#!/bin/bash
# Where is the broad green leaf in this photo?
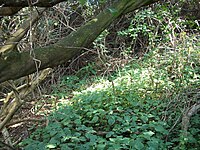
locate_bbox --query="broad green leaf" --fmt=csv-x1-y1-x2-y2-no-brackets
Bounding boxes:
46,144,56,149
113,144,121,149
85,133,93,140
74,132,81,137
91,116,99,123
108,116,115,125
74,119,81,125
49,130,57,136
60,144,72,150
79,136,87,142
147,140,159,150
106,131,114,138
143,131,155,137
79,0,87,5
154,125,165,133
63,127,71,135
108,8,118,16
141,115,148,123
71,136,80,142
97,144,106,149
124,115,131,122
134,139,144,150
143,131,155,140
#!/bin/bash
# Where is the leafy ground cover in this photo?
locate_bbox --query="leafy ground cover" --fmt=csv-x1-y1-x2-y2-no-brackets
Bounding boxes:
20,43,199,149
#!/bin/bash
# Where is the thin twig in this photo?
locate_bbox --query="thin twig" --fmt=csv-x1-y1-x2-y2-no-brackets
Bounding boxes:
7,118,46,127
0,140,15,150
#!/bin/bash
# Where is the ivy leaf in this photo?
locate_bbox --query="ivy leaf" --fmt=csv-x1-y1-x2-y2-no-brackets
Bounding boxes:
134,140,144,150
79,0,87,5
143,131,155,137
106,131,115,138
108,116,115,125
97,144,106,149
46,144,56,149
49,130,57,137
108,8,118,16
124,115,131,122
74,119,81,125
113,144,121,149
91,116,99,123
141,115,148,123
154,125,166,133
143,131,155,140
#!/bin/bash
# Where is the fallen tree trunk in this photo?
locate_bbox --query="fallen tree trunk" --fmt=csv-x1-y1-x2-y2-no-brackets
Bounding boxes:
0,7,22,16
0,0,159,84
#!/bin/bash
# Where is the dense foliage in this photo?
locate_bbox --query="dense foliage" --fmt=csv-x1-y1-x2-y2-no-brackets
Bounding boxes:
20,46,199,149
18,1,199,150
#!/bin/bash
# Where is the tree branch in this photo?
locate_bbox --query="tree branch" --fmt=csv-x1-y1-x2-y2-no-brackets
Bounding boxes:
0,0,159,84
0,140,15,150
0,68,52,131
182,100,200,136
0,7,22,16
6,118,46,127
0,0,65,7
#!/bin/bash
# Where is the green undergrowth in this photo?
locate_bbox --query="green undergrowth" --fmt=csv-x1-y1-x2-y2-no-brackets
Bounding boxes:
20,45,199,149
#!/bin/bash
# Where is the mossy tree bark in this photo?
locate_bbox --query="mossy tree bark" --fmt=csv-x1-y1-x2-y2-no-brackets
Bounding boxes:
0,0,159,83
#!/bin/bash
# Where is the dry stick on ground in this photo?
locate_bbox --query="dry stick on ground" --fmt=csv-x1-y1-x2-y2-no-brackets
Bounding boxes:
0,68,52,131
6,118,46,127
1,127,13,148
0,70,52,150
1,81,23,147
0,68,52,148
1,84,29,116
0,140,15,150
